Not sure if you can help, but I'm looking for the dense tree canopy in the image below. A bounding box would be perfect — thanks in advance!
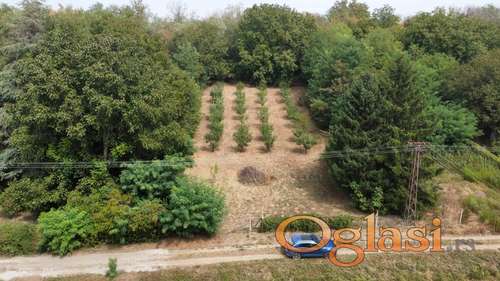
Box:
[327,0,374,37]
[233,4,317,84]
[401,9,500,63]
[169,20,232,83]
[9,7,200,163]
[326,56,439,213]
[445,49,500,141]
[302,25,367,129]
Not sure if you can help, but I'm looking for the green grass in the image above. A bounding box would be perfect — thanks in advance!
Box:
[434,144,500,232]
[434,146,500,190]
[48,251,500,281]
[464,189,500,232]
[0,221,40,256]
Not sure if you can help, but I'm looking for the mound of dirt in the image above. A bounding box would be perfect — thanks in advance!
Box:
[238,166,268,185]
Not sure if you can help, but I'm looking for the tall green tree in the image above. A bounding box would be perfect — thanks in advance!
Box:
[169,20,231,82]
[9,7,200,164]
[327,0,374,37]
[302,25,367,129]
[401,8,500,63]
[234,4,317,84]
[445,49,500,142]
[372,5,400,28]
[326,56,438,214]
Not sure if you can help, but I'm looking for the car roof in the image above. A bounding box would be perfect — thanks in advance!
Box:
[291,233,320,244]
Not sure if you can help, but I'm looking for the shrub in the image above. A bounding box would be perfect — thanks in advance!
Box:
[325,214,354,230]
[295,132,317,153]
[259,107,269,123]
[0,176,63,217]
[261,123,276,152]
[160,177,225,237]
[38,208,96,255]
[280,85,317,153]
[233,121,252,152]
[236,82,245,91]
[106,258,119,280]
[119,156,192,201]
[205,83,225,151]
[67,186,166,244]
[257,88,267,105]
[127,200,166,241]
[0,222,40,256]
[258,214,354,233]
[205,124,223,152]
[464,190,500,232]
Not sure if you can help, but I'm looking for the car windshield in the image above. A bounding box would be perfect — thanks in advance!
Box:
[295,241,317,248]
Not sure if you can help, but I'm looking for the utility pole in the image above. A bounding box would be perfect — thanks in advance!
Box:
[404,142,426,224]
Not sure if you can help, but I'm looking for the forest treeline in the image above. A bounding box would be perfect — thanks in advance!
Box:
[0,0,499,254]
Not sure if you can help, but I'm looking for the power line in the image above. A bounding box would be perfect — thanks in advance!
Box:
[0,160,194,170]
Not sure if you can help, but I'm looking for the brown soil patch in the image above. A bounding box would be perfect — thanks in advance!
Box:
[238,166,268,185]
[187,84,358,241]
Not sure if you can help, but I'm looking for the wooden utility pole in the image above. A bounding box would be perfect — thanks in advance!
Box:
[404,142,426,224]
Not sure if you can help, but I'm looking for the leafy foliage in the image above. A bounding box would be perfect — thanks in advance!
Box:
[464,190,500,232]
[401,9,500,63]
[38,207,96,255]
[302,25,367,129]
[0,175,65,217]
[234,4,316,84]
[8,7,200,165]
[169,20,231,82]
[326,56,439,214]
[327,0,374,37]
[205,83,224,151]
[160,177,225,237]
[0,221,40,256]
[119,156,192,201]
[106,258,119,280]
[280,85,317,153]
[233,120,252,152]
[258,214,354,233]
[444,49,500,142]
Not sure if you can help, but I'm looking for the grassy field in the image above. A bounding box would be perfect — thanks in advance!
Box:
[48,251,500,281]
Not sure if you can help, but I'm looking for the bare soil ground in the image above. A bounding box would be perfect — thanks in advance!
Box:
[186,85,358,236]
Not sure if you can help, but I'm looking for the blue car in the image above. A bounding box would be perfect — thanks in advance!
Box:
[282,233,335,259]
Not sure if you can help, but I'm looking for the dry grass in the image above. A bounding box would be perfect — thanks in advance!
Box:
[46,251,500,281]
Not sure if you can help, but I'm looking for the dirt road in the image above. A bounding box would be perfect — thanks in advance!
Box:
[2,235,500,280]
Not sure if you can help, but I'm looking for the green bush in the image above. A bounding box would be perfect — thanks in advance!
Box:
[259,107,269,123]
[67,186,166,244]
[119,156,192,201]
[233,121,252,152]
[160,177,225,237]
[280,85,317,153]
[106,258,119,280]
[38,208,96,256]
[234,4,317,84]
[205,83,225,151]
[295,132,317,153]
[258,214,354,233]
[235,90,247,116]
[261,123,276,152]
[257,88,268,105]
[0,222,40,256]
[127,200,165,241]
[0,176,63,217]
[464,190,500,232]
